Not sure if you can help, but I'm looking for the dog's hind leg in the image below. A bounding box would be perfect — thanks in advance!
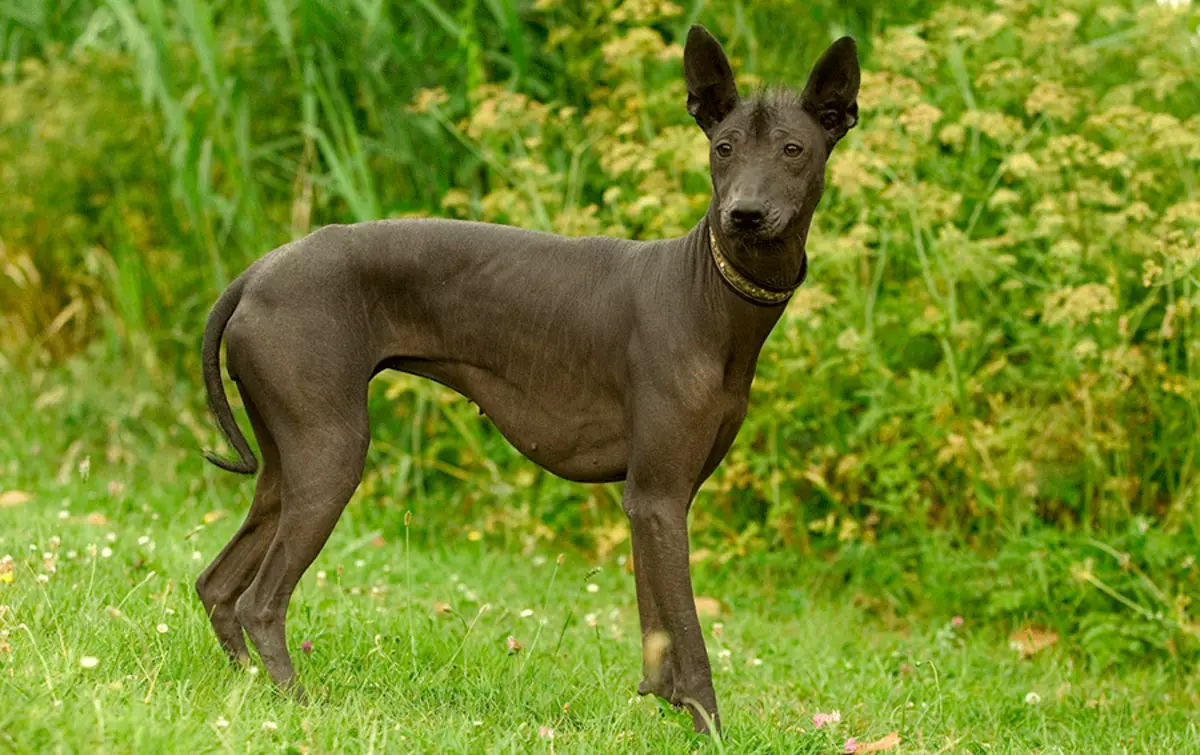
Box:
[196,389,282,664]
[233,390,371,695]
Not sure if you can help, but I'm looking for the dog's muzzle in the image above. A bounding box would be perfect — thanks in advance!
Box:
[721,203,786,241]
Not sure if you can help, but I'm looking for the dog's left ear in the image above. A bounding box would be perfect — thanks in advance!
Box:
[800,37,860,146]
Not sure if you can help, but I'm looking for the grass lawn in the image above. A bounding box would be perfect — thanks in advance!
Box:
[2,448,1198,755]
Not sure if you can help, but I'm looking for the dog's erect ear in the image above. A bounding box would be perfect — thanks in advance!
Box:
[800,37,860,145]
[684,25,738,137]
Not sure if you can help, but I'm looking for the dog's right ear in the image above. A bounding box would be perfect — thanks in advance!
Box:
[684,25,738,137]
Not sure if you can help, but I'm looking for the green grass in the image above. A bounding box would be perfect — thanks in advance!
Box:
[3,410,1199,754]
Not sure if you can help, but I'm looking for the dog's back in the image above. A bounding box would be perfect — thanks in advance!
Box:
[226,218,667,481]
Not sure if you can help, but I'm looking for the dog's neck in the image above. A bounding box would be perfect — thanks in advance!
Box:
[700,204,811,309]
[705,210,809,297]
[662,213,804,363]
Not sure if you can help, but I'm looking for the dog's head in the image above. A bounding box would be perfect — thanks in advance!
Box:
[685,25,859,248]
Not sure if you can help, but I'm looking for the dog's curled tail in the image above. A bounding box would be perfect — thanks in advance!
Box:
[201,275,258,475]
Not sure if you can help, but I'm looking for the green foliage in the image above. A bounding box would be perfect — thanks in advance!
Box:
[0,49,170,360]
[3,0,1200,669]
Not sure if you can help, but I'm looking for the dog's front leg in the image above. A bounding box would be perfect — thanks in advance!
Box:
[624,482,719,734]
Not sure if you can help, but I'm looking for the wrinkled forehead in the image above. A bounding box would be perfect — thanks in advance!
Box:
[718,90,819,141]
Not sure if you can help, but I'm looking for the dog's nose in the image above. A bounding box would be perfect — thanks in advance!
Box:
[729,201,767,229]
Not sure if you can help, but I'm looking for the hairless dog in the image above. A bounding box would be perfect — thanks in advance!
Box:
[197,25,859,734]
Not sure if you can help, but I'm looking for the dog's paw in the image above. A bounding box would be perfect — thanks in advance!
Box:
[637,675,681,705]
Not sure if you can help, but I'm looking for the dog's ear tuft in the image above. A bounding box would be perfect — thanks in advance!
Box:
[684,24,738,137]
[800,36,860,146]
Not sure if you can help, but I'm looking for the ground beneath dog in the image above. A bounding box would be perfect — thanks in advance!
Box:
[2,487,1197,754]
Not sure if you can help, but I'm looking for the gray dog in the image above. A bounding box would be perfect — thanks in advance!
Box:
[197,25,859,733]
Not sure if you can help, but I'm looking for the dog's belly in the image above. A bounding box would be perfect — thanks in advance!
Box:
[386,358,628,484]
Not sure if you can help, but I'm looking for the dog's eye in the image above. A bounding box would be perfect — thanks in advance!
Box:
[783,143,803,158]
[715,142,733,158]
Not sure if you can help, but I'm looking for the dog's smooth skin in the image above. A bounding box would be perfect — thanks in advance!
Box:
[196,26,858,734]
